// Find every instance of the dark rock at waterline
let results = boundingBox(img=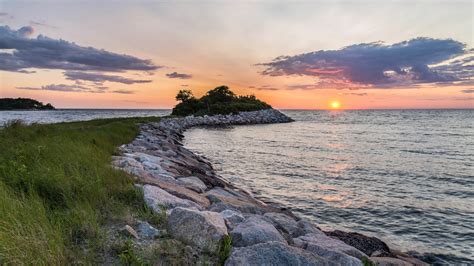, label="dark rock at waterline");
[326,230,391,256]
